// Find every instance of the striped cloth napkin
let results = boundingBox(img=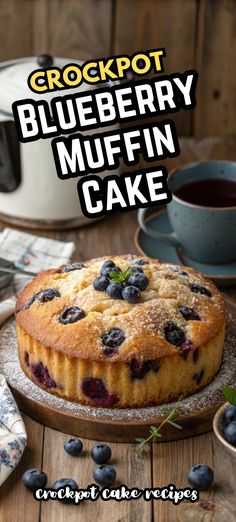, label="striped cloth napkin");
[0,228,75,486]
[0,228,75,296]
